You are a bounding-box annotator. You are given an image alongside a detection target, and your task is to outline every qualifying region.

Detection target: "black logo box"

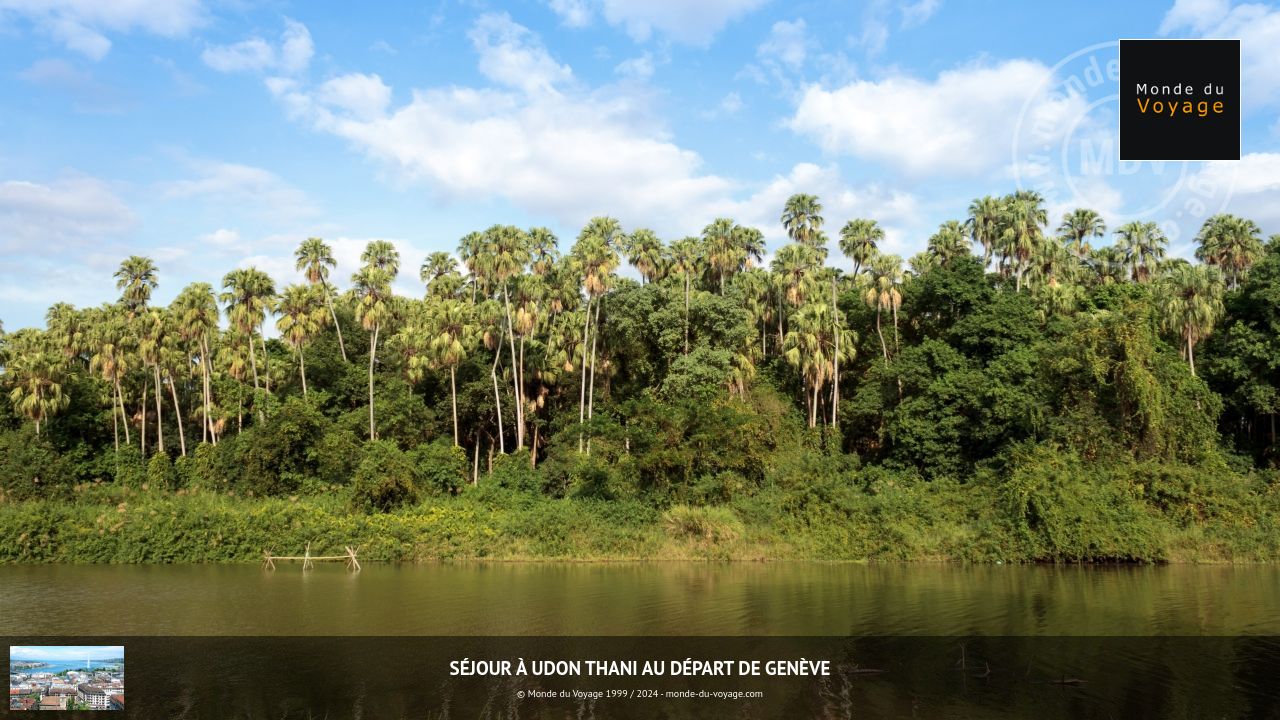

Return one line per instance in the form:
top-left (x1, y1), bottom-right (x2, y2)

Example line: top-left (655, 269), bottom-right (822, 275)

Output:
top-left (1119, 39), bottom-right (1240, 161)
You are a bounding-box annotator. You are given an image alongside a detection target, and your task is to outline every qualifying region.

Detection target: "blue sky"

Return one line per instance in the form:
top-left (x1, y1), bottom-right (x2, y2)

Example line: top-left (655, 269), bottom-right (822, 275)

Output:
top-left (2, 0), bottom-right (1279, 329)
top-left (10, 645), bottom-right (123, 662)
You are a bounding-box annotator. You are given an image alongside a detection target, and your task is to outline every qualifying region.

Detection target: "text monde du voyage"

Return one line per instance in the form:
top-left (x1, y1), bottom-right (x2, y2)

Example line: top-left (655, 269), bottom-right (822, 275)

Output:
top-left (1134, 82), bottom-right (1228, 118)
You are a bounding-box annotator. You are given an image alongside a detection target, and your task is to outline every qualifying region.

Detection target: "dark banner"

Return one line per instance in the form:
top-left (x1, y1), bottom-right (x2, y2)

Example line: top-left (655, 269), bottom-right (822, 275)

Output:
top-left (8, 636), bottom-right (1280, 719)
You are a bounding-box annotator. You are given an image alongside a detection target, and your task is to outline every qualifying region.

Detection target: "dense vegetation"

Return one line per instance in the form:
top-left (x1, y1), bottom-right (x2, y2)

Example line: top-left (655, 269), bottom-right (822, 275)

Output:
top-left (2, 193), bottom-right (1278, 563)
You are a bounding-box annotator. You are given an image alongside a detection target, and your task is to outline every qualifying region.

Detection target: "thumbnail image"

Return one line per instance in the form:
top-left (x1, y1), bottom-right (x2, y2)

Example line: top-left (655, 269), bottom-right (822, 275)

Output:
top-left (9, 646), bottom-right (124, 711)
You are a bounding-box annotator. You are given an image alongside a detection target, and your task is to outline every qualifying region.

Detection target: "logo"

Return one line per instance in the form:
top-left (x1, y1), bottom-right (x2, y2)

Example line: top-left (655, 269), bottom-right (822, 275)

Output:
top-left (1012, 41), bottom-right (1238, 250)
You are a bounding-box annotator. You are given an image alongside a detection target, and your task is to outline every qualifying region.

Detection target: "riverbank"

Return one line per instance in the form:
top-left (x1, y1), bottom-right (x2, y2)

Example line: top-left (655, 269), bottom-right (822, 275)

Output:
top-left (3, 457), bottom-right (1278, 564)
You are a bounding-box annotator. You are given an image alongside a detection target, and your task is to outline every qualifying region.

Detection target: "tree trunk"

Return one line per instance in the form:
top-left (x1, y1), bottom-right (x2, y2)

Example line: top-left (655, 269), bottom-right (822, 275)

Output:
top-left (154, 365), bottom-right (165, 454)
top-left (116, 379), bottom-right (130, 444)
top-left (683, 276), bottom-right (690, 355)
top-left (491, 329), bottom-right (506, 454)
top-left (1187, 336), bottom-right (1196, 376)
top-left (450, 366), bottom-right (459, 446)
top-left (531, 424), bottom-right (539, 469)
top-left (298, 347), bottom-right (308, 396)
top-left (201, 336), bottom-right (215, 446)
top-left (260, 330), bottom-right (271, 394)
top-left (587, 298), bottom-right (602, 456)
top-left (323, 280), bottom-right (347, 362)
top-left (472, 438), bottom-right (480, 485)
top-left (501, 284), bottom-right (524, 449)
top-left (579, 297), bottom-right (592, 453)
top-left (831, 279), bottom-right (840, 430)
top-left (892, 303), bottom-right (900, 351)
top-left (368, 324), bottom-right (379, 440)
top-left (168, 373), bottom-right (187, 457)
top-left (140, 383), bottom-right (147, 455)
top-left (876, 311), bottom-right (889, 363)
top-left (112, 390), bottom-right (120, 452)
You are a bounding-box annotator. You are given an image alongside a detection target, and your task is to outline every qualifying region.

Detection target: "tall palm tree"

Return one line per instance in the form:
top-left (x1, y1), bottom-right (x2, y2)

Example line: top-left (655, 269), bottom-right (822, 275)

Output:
top-left (114, 256), bottom-right (157, 317)
top-left (276, 284), bottom-right (325, 396)
top-left (353, 241), bottom-right (400, 440)
top-left (528, 227), bottom-right (560, 277)
top-left (1158, 263), bottom-right (1224, 376)
top-left (88, 306), bottom-right (131, 450)
top-left (669, 236), bottom-right (702, 355)
top-left (781, 193), bottom-right (824, 248)
top-left (839, 218), bottom-right (883, 278)
top-left (138, 308), bottom-right (167, 454)
top-left (295, 237), bottom-right (348, 361)
top-left (571, 217), bottom-right (622, 453)
top-left (221, 267), bottom-right (276, 419)
top-left (1057, 208), bottom-right (1107, 258)
top-left (927, 220), bottom-right (971, 267)
top-left (863, 254), bottom-right (904, 363)
top-left (771, 243), bottom-right (821, 306)
top-left (1113, 221), bottom-right (1167, 283)
top-left (998, 191), bottom-right (1047, 291)
top-left (966, 195), bottom-right (1003, 266)
top-left (5, 329), bottom-right (68, 436)
top-left (702, 217), bottom-right (742, 293)
top-left (626, 228), bottom-right (665, 284)
top-left (430, 297), bottom-right (474, 446)
top-left (420, 252), bottom-right (460, 298)
top-left (1195, 214), bottom-right (1264, 290)
top-left (172, 283), bottom-right (219, 445)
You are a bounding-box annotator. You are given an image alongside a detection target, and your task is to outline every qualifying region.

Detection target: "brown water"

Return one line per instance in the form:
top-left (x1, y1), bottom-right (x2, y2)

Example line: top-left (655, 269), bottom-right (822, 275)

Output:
top-left (2, 562), bottom-right (1278, 636)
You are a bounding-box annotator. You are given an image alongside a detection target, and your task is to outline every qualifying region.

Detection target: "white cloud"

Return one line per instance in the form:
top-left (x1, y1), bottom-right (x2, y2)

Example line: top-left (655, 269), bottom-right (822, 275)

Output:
top-left (729, 162), bottom-right (922, 253)
top-left (201, 227), bottom-right (242, 249)
top-left (317, 73), bottom-right (392, 120)
top-left (202, 18), bottom-right (313, 75)
top-left (0, 176), bottom-right (136, 252)
top-left (546, 0), bottom-right (768, 45)
top-left (788, 59), bottom-right (1061, 177)
top-left (0, 0), bottom-right (204, 59)
top-left (757, 19), bottom-right (808, 70)
top-left (161, 161), bottom-right (316, 223)
top-left (614, 53), bottom-right (655, 80)
top-left (17, 58), bottom-right (128, 113)
top-left (1160, 0), bottom-right (1280, 109)
top-left (901, 0), bottom-right (942, 28)
top-left (1198, 152), bottom-right (1280, 232)
top-left (274, 15), bottom-right (736, 237)
top-left (470, 13), bottom-right (573, 95)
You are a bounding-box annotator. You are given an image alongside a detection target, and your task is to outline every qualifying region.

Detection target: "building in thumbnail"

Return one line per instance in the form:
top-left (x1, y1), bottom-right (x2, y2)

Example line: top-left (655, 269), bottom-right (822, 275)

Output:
top-left (77, 683), bottom-right (111, 709)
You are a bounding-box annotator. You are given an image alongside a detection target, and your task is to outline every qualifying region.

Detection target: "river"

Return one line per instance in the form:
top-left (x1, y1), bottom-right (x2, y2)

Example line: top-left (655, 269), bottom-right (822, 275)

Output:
top-left (4, 563), bottom-right (1279, 718)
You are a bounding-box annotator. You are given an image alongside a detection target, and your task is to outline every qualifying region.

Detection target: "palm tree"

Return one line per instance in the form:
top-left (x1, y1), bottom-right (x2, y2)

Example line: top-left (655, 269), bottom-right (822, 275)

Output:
top-left (927, 220), bottom-right (971, 267)
top-left (668, 237), bottom-right (702, 355)
top-left (626, 228), bottom-right (665, 284)
top-left (88, 306), bottom-right (131, 450)
top-left (295, 238), bottom-right (348, 361)
top-left (420, 251), bottom-right (461, 298)
top-left (702, 217), bottom-right (741, 293)
top-left (430, 297), bottom-right (474, 446)
top-left (172, 283), bottom-right (219, 444)
top-left (1114, 221), bottom-right (1167, 283)
top-left (966, 195), bottom-right (1003, 266)
top-left (353, 241), bottom-right (400, 440)
top-left (571, 217), bottom-right (622, 453)
top-left (1158, 263), bottom-right (1224, 376)
top-left (781, 193), bottom-right (824, 248)
top-left (276, 284), bottom-right (324, 396)
top-left (839, 219), bottom-right (883, 277)
top-left (998, 191), bottom-right (1047, 291)
top-left (771, 243), bottom-right (821, 306)
top-left (114, 256), bottom-right (157, 317)
top-left (137, 308), bottom-right (167, 454)
top-left (1057, 208), bottom-right (1106, 258)
top-left (221, 268), bottom-right (276, 417)
top-left (528, 227), bottom-right (560, 277)
top-left (5, 329), bottom-right (68, 436)
top-left (1195, 214), bottom-right (1263, 290)
top-left (863, 253), bottom-right (904, 363)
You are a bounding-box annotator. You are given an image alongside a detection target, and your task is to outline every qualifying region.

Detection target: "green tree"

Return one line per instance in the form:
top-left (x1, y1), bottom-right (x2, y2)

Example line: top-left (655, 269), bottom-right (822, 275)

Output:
top-left (1158, 263), bottom-right (1225, 376)
top-left (295, 237), bottom-right (348, 361)
top-left (276, 284), bottom-right (325, 396)
top-left (352, 241), bottom-right (400, 440)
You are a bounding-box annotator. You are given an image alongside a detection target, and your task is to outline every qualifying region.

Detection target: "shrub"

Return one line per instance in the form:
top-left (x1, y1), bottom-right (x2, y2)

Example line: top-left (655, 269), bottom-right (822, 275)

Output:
top-left (146, 451), bottom-right (176, 491)
top-left (350, 440), bottom-right (419, 513)
top-left (411, 440), bottom-right (470, 496)
top-left (662, 504), bottom-right (743, 543)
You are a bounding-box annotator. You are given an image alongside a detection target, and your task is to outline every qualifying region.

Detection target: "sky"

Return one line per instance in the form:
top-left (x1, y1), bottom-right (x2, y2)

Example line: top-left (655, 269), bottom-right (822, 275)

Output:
top-left (10, 645), bottom-right (124, 662)
top-left (2, 0), bottom-right (1279, 330)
